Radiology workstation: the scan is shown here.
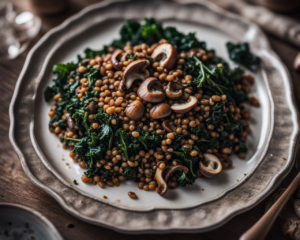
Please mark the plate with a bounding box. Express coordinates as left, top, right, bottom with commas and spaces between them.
9, 0, 299, 233
0, 203, 63, 240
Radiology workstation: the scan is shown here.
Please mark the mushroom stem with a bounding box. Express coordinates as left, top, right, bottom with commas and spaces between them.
155, 166, 168, 196
137, 77, 166, 102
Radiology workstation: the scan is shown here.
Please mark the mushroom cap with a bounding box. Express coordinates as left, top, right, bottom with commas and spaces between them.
85, 102, 98, 114
165, 81, 183, 99
155, 165, 168, 196
199, 153, 222, 178
162, 119, 177, 132
111, 49, 124, 70
170, 96, 198, 114
137, 77, 166, 103
119, 59, 149, 90
80, 58, 91, 67
163, 165, 189, 183
67, 117, 76, 132
125, 100, 145, 121
150, 103, 172, 119
151, 43, 178, 70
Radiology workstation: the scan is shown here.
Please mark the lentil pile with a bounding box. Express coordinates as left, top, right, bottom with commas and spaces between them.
44, 18, 260, 196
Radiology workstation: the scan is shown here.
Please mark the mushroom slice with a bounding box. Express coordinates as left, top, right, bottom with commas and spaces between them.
120, 52, 130, 62
199, 153, 222, 178
155, 165, 168, 196
151, 43, 178, 70
80, 58, 91, 67
150, 103, 172, 119
162, 119, 176, 133
125, 100, 145, 121
137, 77, 166, 102
85, 102, 97, 114
67, 117, 76, 132
119, 60, 149, 90
165, 82, 183, 99
170, 96, 198, 114
163, 165, 189, 183
111, 49, 124, 70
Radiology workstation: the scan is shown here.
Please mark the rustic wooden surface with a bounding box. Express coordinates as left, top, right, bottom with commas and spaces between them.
1, 0, 300, 239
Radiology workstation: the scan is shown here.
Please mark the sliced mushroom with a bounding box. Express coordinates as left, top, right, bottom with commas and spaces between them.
119, 60, 149, 90
80, 58, 91, 67
155, 163, 168, 196
111, 49, 124, 70
137, 77, 166, 102
150, 103, 172, 119
162, 119, 176, 132
170, 96, 198, 114
85, 102, 97, 114
199, 153, 222, 178
75, 86, 82, 95
67, 117, 76, 132
163, 165, 189, 183
151, 43, 178, 70
120, 52, 130, 62
125, 100, 145, 121
165, 82, 183, 99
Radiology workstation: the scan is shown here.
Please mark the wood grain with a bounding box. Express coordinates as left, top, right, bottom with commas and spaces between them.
1, 0, 299, 239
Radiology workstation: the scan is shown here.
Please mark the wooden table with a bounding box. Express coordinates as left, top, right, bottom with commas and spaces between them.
1, 1, 300, 239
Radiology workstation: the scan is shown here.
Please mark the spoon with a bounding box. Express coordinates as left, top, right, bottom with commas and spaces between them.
240, 172, 300, 240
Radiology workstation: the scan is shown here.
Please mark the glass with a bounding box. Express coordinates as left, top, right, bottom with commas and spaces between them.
0, 1, 41, 61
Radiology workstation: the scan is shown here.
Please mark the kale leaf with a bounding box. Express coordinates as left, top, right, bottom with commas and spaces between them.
122, 167, 139, 181
206, 103, 225, 126
226, 42, 261, 70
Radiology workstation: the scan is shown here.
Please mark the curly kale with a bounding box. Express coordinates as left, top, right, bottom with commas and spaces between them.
177, 171, 196, 187
185, 56, 226, 95
206, 103, 225, 126
173, 148, 197, 187
226, 42, 261, 70
122, 167, 139, 181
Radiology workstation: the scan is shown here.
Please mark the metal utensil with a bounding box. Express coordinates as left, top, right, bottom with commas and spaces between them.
240, 171, 300, 240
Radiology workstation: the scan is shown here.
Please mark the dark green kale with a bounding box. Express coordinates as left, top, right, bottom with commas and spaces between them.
177, 171, 196, 187
164, 27, 206, 51
150, 169, 156, 176
122, 167, 139, 181
43, 62, 78, 102
173, 148, 197, 187
206, 103, 225, 126
226, 42, 261, 70
115, 129, 129, 160
136, 128, 161, 150
52, 62, 78, 82
84, 18, 210, 57
84, 46, 108, 58
190, 126, 218, 152
185, 55, 249, 106
185, 56, 226, 95
223, 114, 243, 137
44, 86, 56, 101
128, 53, 137, 60
115, 127, 161, 159
84, 166, 111, 180
73, 180, 78, 185
238, 141, 248, 153
94, 108, 119, 125
168, 133, 184, 151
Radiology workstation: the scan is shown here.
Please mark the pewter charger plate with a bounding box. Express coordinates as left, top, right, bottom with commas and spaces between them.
9, 0, 299, 233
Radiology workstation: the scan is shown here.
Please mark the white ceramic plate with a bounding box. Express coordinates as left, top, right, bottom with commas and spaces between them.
33, 20, 272, 211
10, 0, 299, 233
